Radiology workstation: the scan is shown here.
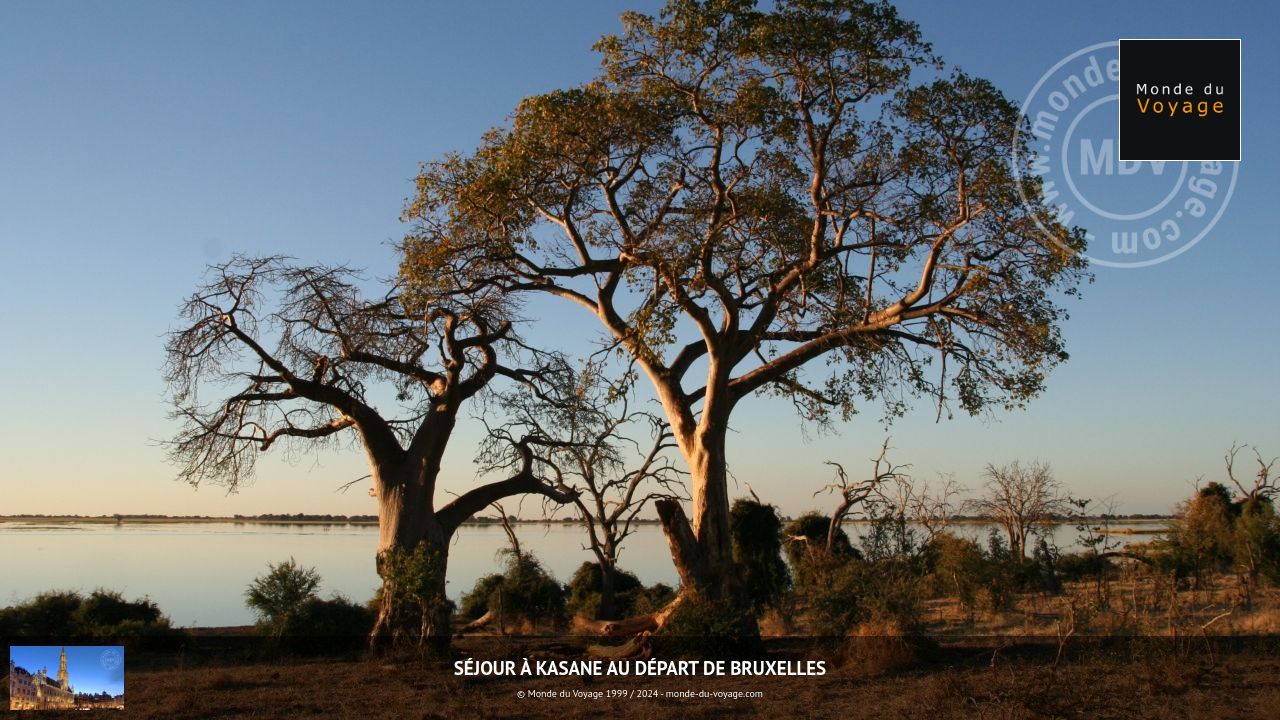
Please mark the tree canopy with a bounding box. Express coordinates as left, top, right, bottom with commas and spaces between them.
399, 0, 1087, 604
402, 0, 1088, 432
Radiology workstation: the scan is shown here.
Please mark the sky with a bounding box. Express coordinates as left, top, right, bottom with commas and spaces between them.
8, 645, 124, 696
0, 1, 1276, 518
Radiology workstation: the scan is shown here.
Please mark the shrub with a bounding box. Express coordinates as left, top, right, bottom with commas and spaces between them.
564, 562, 652, 619
245, 557, 321, 634
459, 573, 505, 621
1234, 501, 1280, 583
1159, 484, 1280, 585
1056, 550, 1112, 583
74, 589, 163, 629
0, 589, 184, 647
784, 512, 856, 571
730, 498, 791, 612
627, 582, 676, 616
799, 554, 868, 636
0, 590, 83, 636
280, 595, 374, 653
459, 551, 567, 630
654, 591, 761, 658
922, 532, 986, 610
783, 511, 868, 635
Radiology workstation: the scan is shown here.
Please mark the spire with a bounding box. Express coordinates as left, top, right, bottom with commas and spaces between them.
57, 647, 69, 689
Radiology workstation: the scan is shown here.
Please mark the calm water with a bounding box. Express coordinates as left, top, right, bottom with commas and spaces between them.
0, 520, 1161, 627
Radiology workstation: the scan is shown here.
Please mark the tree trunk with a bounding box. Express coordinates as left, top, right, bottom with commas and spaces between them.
660, 425, 736, 599
598, 561, 618, 621
652, 421, 757, 635
370, 477, 452, 653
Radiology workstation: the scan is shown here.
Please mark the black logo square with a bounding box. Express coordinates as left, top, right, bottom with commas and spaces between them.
1119, 39, 1240, 161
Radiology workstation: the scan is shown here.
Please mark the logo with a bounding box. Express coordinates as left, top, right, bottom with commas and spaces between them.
100, 648, 122, 671
1013, 41, 1237, 268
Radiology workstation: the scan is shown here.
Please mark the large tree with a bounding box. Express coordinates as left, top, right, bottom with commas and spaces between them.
164, 256, 576, 647
400, 0, 1087, 610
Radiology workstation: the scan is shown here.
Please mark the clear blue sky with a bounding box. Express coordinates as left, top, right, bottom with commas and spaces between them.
8, 645, 124, 695
0, 1, 1276, 517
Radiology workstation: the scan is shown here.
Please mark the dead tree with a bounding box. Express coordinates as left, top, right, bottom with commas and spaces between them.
968, 460, 1066, 559
163, 256, 576, 650
820, 439, 910, 554
1224, 442, 1278, 508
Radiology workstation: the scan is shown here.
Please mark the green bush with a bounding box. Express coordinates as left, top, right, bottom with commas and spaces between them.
280, 595, 375, 653
1158, 484, 1280, 585
1056, 550, 1112, 583
459, 551, 567, 630
798, 554, 867, 636
1234, 502, 1280, 583
628, 582, 676, 616
565, 562, 664, 619
654, 591, 761, 658
459, 573, 505, 620
922, 532, 986, 609
245, 557, 321, 634
74, 589, 163, 629
0, 589, 184, 647
373, 541, 453, 639
784, 512, 857, 569
730, 498, 791, 612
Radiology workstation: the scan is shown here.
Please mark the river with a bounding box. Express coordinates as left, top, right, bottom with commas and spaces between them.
0, 519, 1163, 627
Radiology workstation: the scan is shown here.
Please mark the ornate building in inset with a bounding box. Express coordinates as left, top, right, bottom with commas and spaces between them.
7, 648, 75, 710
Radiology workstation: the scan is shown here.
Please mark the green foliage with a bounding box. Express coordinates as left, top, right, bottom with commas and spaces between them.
400, 0, 1090, 434
1233, 501, 1280, 583
655, 591, 762, 658
459, 551, 567, 630
245, 557, 321, 634
1157, 482, 1280, 585
922, 532, 986, 611
1055, 550, 1112, 583
784, 511, 869, 635
376, 541, 453, 636
859, 509, 921, 563
784, 512, 857, 572
564, 562, 673, 620
280, 595, 375, 654
730, 498, 792, 611
73, 589, 163, 628
459, 573, 505, 621
798, 554, 868, 636
630, 582, 677, 616
0, 589, 184, 647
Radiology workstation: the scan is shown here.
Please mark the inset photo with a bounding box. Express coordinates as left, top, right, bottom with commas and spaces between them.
7, 646, 124, 711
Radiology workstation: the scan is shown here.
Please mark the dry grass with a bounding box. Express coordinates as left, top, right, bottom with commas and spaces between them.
7, 573, 1279, 718
918, 571, 1280, 638
30, 638, 1274, 719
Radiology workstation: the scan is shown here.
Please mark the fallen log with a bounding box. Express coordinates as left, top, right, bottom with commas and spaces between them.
600, 614, 660, 637
458, 609, 496, 633
587, 632, 652, 661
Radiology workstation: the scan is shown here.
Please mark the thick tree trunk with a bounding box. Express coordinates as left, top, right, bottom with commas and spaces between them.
659, 425, 736, 599
370, 477, 452, 653
637, 423, 757, 643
